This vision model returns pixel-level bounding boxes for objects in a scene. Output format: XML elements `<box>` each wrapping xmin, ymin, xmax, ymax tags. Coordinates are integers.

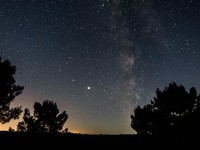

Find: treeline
<box><xmin>1</xmin><ymin>57</ymin><xmax>200</xmax><ymax>141</ymax></box>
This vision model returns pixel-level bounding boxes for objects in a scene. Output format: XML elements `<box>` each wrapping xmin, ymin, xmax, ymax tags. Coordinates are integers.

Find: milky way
<box><xmin>0</xmin><ymin>0</ymin><xmax>200</xmax><ymax>134</ymax></box>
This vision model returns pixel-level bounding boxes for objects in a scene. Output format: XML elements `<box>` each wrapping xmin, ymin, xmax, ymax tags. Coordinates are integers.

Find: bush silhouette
<box><xmin>0</xmin><ymin>57</ymin><xmax>23</xmax><ymax>124</ymax></box>
<box><xmin>17</xmin><ymin>100</ymin><xmax>68</xmax><ymax>133</ymax></box>
<box><xmin>131</xmin><ymin>82</ymin><xmax>200</xmax><ymax>137</ymax></box>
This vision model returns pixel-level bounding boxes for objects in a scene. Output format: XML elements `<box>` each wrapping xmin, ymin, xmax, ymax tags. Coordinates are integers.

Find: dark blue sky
<box><xmin>0</xmin><ymin>0</ymin><xmax>200</xmax><ymax>134</ymax></box>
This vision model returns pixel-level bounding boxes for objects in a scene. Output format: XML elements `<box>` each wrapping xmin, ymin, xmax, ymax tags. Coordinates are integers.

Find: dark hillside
<box><xmin>0</xmin><ymin>131</ymin><xmax>198</xmax><ymax>148</ymax></box>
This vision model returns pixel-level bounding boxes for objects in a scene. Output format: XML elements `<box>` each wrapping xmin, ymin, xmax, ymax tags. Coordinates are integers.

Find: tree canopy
<box><xmin>0</xmin><ymin>57</ymin><xmax>23</xmax><ymax>124</ymax></box>
<box><xmin>17</xmin><ymin>100</ymin><xmax>68</xmax><ymax>133</ymax></box>
<box><xmin>131</xmin><ymin>82</ymin><xmax>200</xmax><ymax>137</ymax></box>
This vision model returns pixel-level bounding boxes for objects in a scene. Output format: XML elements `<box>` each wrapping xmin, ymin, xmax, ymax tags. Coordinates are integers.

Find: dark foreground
<box><xmin>0</xmin><ymin>131</ymin><xmax>198</xmax><ymax>148</ymax></box>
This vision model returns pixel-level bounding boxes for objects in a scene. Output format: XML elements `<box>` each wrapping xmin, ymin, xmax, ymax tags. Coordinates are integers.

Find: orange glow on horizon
<box><xmin>0</xmin><ymin>120</ymin><xmax>18</xmax><ymax>131</ymax></box>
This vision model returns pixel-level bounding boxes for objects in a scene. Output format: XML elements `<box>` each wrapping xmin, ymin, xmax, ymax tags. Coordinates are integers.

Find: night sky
<box><xmin>1</xmin><ymin>0</ymin><xmax>200</xmax><ymax>134</ymax></box>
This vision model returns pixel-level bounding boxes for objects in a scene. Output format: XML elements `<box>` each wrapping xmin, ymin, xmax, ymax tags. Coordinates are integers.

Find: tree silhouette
<box><xmin>17</xmin><ymin>100</ymin><xmax>68</xmax><ymax>133</ymax></box>
<box><xmin>131</xmin><ymin>82</ymin><xmax>200</xmax><ymax>137</ymax></box>
<box><xmin>0</xmin><ymin>57</ymin><xmax>23</xmax><ymax>124</ymax></box>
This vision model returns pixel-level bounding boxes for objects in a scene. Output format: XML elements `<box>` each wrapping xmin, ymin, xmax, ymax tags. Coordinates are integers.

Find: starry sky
<box><xmin>0</xmin><ymin>0</ymin><xmax>200</xmax><ymax>134</ymax></box>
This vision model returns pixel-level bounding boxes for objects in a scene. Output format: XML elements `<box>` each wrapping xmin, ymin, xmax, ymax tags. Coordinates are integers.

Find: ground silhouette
<box><xmin>0</xmin><ymin>131</ymin><xmax>198</xmax><ymax>148</ymax></box>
